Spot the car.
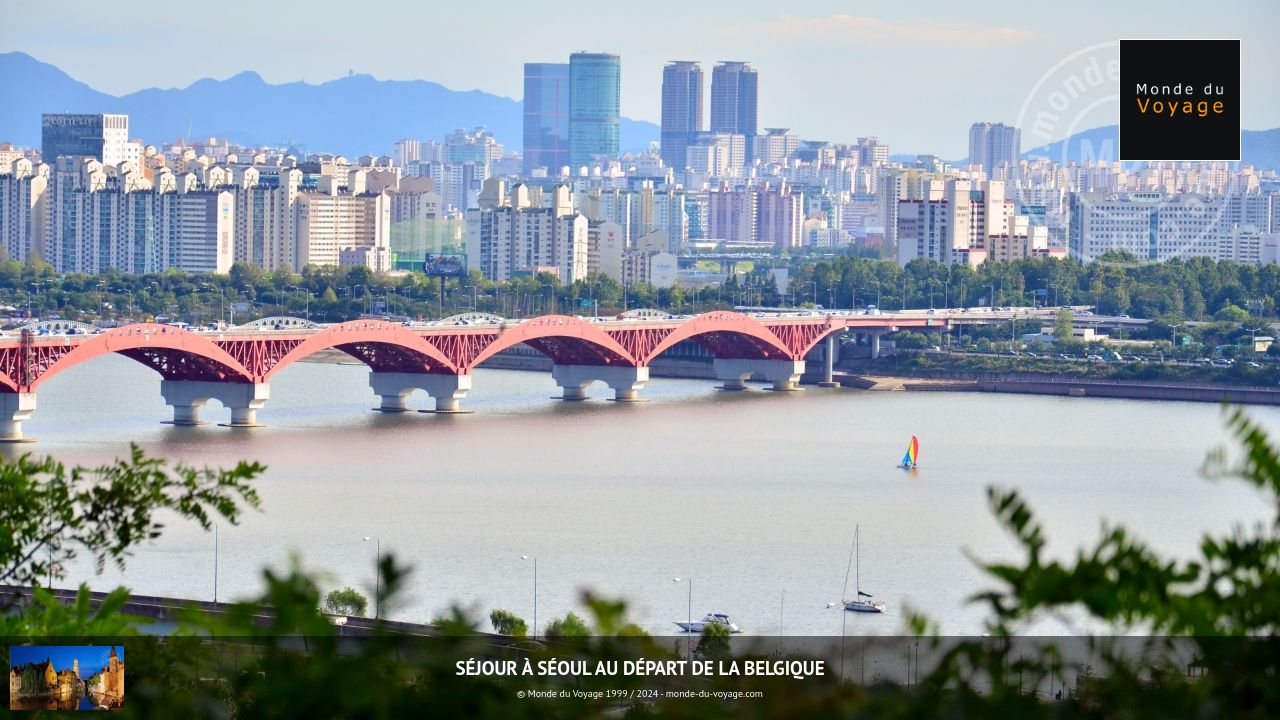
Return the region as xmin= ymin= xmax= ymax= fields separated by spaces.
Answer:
xmin=1025 ymin=351 xmax=1039 ymax=358
xmin=1248 ymin=361 xmax=1262 ymax=368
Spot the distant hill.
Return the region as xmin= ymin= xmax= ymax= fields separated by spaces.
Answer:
xmin=1023 ymin=124 xmax=1280 ymax=171
xmin=0 ymin=52 xmax=659 ymax=156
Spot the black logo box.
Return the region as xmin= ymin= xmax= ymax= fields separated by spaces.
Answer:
xmin=1119 ymin=39 xmax=1240 ymax=161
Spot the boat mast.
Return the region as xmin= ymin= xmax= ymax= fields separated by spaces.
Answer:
xmin=855 ymin=524 xmax=861 ymax=596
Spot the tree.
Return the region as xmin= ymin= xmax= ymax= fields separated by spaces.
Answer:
xmin=697 ymin=620 xmax=731 ymax=659
xmin=544 ymin=611 xmax=590 ymax=638
xmin=488 ymin=608 xmax=528 ymax=637
xmin=0 ymin=445 xmax=262 ymax=589
xmin=321 ymin=587 xmax=368 ymax=617
xmin=1053 ymin=308 xmax=1074 ymax=342
xmin=1213 ymin=303 xmax=1249 ymax=323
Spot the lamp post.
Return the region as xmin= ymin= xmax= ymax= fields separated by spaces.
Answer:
xmin=807 ymin=281 xmax=817 ymax=308
xmin=213 ymin=523 xmax=219 ymax=603
xmin=363 ymin=536 xmax=380 ymax=619
xmin=521 ymin=555 xmax=537 ymax=639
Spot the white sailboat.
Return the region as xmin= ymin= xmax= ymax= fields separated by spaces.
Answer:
xmin=842 ymin=524 xmax=885 ymax=614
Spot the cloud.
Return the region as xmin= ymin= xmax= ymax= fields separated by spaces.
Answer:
xmin=755 ymin=14 xmax=1034 ymax=48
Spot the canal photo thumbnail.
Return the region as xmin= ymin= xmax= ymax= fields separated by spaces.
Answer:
xmin=8 ymin=645 xmax=124 ymax=711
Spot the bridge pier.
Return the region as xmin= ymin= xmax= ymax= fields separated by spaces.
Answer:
xmin=714 ymin=358 xmax=805 ymax=391
xmin=368 ymin=372 xmax=473 ymax=413
xmin=160 ymin=380 xmax=270 ymax=427
xmin=551 ymin=364 xmax=649 ymax=401
xmin=870 ymin=332 xmax=882 ymax=359
xmin=0 ymin=392 xmax=37 ymax=442
xmin=818 ymin=335 xmax=840 ymax=387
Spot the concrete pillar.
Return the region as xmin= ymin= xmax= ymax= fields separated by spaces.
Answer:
xmin=0 ymin=392 xmax=37 ymax=442
xmin=818 ymin=335 xmax=840 ymax=387
xmin=369 ymin=372 xmax=473 ymax=414
xmin=551 ymin=364 xmax=649 ymax=402
xmin=870 ymin=333 xmax=882 ymax=359
xmin=713 ymin=358 xmax=806 ymax=392
xmin=160 ymin=380 xmax=270 ymax=427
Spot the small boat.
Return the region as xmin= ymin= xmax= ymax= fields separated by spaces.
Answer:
xmin=674 ymin=613 xmax=744 ymax=634
xmin=899 ymin=435 xmax=919 ymax=469
xmin=842 ymin=524 xmax=886 ymax=614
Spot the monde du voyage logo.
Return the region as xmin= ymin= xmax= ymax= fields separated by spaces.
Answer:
xmin=1120 ymin=39 xmax=1240 ymax=161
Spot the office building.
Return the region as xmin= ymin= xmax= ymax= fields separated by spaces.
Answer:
xmin=710 ymin=62 xmax=758 ymax=164
xmin=660 ymin=61 xmax=703 ymax=172
xmin=568 ymin=52 xmax=621 ymax=169
xmin=523 ymin=63 xmax=571 ymax=175
xmin=41 ymin=113 xmax=130 ymax=165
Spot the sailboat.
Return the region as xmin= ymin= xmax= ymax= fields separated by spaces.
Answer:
xmin=899 ymin=435 xmax=919 ymax=469
xmin=842 ymin=524 xmax=886 ymax=614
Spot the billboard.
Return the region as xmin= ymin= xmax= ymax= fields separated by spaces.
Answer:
xmin=423 ymin=253 xmax=467 ymax=278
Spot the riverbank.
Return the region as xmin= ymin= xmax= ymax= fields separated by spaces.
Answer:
xmin=298 ymin=347 xmax=1280 ymax=405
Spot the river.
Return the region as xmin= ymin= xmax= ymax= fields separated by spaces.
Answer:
xmin=6 ymin=354 xmax=1274 ymax=637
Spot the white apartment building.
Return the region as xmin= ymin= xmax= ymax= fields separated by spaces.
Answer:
xmin=465 ymin=180 xmax=587 ymax=283
xmin=1069 ymin=191 xmax=1273 ymax=263
xmin=0 ymin=159 xmax=49 ymax=262
xmin=295 ymin=189 xmax=390 ymax=271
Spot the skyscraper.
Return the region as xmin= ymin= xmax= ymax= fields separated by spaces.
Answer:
xmin=660 ymin=61 xmax=703 ymax=172
xmin=523 ymin=63 xmax=570 ymax=175
xmin=710 ymin=62 xmax=758 ymax=163
xmin=568 ymin=52 xmax=621 ymax=169
xmin=968 ymin=122 xmax=1021 ymax=175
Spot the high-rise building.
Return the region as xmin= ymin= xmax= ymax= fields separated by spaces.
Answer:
xmin=710 ymin=62 xmax=758 ymax=164
xmin=968 ymin=123 xmax=1021 ymax=175
xmin=0 ymin=159 xmax=50 ymax=263
xmin=568 ymin=52 xmax=621 ymax=169
xmin=294 ymin=188 xmax=391 ymax=271
xmin=465 ymin=179 xmax=587 ymax=283
xmin=523 ymin=63 xmax=571 ymax=175
xmin=660 ymin=61 xmax=703 ymax=172
xmin=41 ymin=113 xmax=130 ymax=165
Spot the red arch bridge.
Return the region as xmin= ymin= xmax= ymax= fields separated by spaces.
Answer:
xmin=0 ymin=308 xmax=981 ymax=441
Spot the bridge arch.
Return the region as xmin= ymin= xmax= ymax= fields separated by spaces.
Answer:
xmin=19 ymin=323 xmax=254 ymax=392
xmin=261 ymin=319 xmax=461 ymax=379
xmin=467 ymin=315 xmax=637 ymax=370
xmin=638 ymin=311 xmax=793 ymax=364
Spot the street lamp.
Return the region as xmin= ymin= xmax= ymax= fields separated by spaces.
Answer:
xmin=213 ymin=524 xmax=219 ymax=603
xmin=521 ymin=555 xmax=538 ymax=639
xmin=363 ymin=536 xmax=381 ymax=619
xmin=807 ymin=281 xmax=817 ymax=309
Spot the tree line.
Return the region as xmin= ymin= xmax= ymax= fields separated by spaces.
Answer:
xmin=2 ymin=249 xmax=1279 ymax=326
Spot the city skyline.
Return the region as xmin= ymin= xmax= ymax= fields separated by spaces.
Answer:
xmin=3 ymin=1 xmax=1277 ymax=158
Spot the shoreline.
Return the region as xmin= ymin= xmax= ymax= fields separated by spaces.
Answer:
xmin=298 ymin=349 xmax=1280 ymax=405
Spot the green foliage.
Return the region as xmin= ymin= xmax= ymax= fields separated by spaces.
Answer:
xmin=1053 ymin=308 xmax=1074 ymax=341
xmin=1214 ymin=303 xmax=1250 ymax=323
xmin=488 ymin=608 xmax=527 ymax=637
xmin=696 ymin=621 xmax=731 ymax=659
xmin=0 ymin=444 xmax=263 ymax=589
xmin=322 ymin=587 xmax=369 ymax=617
xmin=544 ymin=611 xmax=590 ymax=638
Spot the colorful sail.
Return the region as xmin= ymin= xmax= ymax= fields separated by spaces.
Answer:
xmin=901 ymin=435 xmax=919 ymax=467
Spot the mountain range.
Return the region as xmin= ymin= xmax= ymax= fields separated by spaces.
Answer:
xmin=2 ymin=52 xmax=1276 ymax=170
xmin=0 ymin=52 xmax=659 ymax=157
xmin=1022 ymin=125 xmax=1280 ymax=171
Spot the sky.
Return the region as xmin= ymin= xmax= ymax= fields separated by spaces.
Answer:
xmin=3 ymin=0 xmax=1278 ymax=157
xmin=10 ymin=645 xmax=123 ymax=677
